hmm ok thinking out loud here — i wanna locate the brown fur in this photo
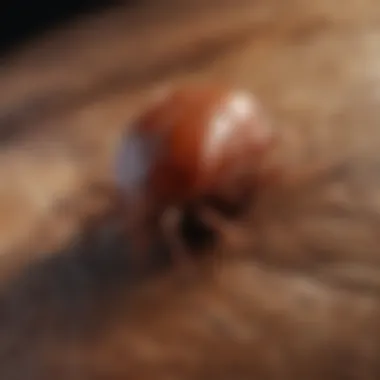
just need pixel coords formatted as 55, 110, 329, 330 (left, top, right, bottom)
1, 0, 380, 379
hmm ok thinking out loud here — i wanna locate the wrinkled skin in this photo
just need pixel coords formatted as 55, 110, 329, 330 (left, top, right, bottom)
1, 1, 380, 379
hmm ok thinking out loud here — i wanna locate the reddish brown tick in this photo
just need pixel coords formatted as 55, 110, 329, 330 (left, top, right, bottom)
114, 84, 275, 263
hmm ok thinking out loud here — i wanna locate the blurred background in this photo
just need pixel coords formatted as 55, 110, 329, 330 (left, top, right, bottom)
0, 1, 120, 54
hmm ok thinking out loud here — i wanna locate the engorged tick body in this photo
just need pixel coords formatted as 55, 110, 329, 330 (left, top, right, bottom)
115, 84, 275, 260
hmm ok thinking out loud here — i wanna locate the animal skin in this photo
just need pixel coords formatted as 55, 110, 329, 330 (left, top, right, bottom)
1, 1, 380, 379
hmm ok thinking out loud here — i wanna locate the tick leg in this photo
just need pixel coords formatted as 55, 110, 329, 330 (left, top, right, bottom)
123, 194, 158, 268
199, 207, 249, 252
160, 207, 198, 273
